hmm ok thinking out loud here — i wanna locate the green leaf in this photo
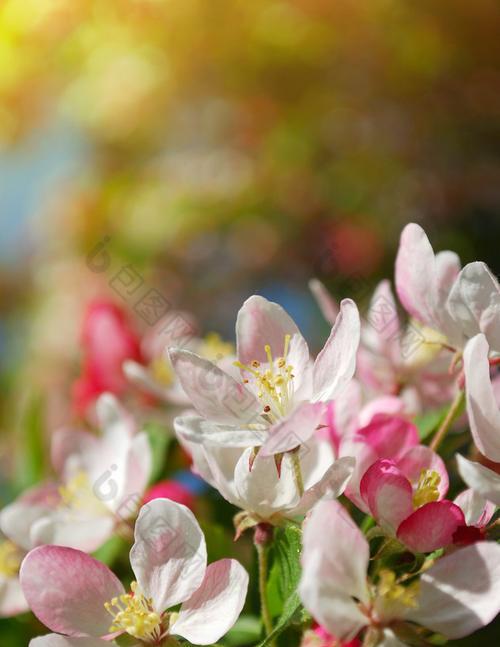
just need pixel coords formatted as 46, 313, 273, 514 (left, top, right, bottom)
144, 422, 171, 482
223, 615, 262, 646
257, 591, 302, 647
92, 534, 129, 566
415, 407, 446, 441
259, 524, 304, 646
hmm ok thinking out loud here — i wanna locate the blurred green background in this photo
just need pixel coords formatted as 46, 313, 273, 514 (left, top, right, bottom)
0, 1, 500, 644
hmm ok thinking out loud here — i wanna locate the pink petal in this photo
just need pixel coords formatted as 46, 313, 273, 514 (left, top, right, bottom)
51, 429, 99, 477
454, 489, 495, 528
300, 501, 369, 640
259, 402, 326, 456
360, 460, 414, 532
30, 637, 114, 647
463, 334, 500, 461
130, 499, 207, 612
20, 546, 124, 637
364, 279, 401, 348
235, 295, 301, 365
357, 414, 419, 463
30, 512, 115, 554
313, 299, 360, 402
397, 445, 449, 499
396, 501, 465, 553
409, 542, 500, 638
171, 559, 248, 645
169, 349, 261, 425
309, 279, 339, 325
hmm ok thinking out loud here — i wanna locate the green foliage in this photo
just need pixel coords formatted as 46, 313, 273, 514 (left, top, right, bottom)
15, 393, 46, 492
259, 524, 306, 647
223, 615, 262, 646
144, 422, 172, 483
415, 407, 447, 441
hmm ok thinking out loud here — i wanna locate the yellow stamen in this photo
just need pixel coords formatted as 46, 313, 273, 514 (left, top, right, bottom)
413, 469, 441, 509
377, 569, 419, 608
0, 540, 22, 578
104, 581, 162, 641
151, 357, 174, 386
58, 471, 108, 514
234, 335, 295, 420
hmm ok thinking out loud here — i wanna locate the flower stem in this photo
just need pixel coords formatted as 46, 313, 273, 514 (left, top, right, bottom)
291, 450, 304, 497
429, 389, 465, 452
255, 538, 275, 645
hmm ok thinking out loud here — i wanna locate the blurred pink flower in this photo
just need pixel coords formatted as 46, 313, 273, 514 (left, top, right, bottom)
72, 300, 142, 416
143, 479, 196, 512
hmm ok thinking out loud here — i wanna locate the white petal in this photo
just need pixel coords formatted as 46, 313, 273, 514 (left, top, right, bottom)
30, 512, 115, 553
0, 576, 28, 617
454, 489, 495, 527
447, 262, 500, 351
174, 414, 267, 448
288, 456, 355, 517
130, 499, 207, 612
0, 501, 54, 551
171, 559, 248, 645
456, 455, 500, 506
313, 299, 360, 402
259, 402, 326, 456
409, 542, 500, 638
235, 295, 301, 365
169, 349, 261, 425
463, 334, 500, 461
234, 448, 299, 518
300, 501, 369, 640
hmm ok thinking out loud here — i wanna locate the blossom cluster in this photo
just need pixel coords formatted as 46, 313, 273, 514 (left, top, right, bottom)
1, 222, 499, 647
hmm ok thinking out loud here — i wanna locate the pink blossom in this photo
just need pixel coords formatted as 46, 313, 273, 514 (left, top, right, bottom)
143, 479, 196, 512
21, 499, 248, 646
72, 300, 142, 416
300, 500, 500, 644
170, 294, 360, 455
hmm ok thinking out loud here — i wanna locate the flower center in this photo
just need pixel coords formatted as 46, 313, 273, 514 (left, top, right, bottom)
376, 569, 419, 609
234, 335, 295, 420
151, 357, 175, 386
412, 469, 441, 508
0, 540, 22, 578
104, 581, 163, 642
58, 471, 108, 514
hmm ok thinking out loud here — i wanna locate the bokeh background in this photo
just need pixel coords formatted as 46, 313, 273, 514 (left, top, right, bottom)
1, 1, 500, 644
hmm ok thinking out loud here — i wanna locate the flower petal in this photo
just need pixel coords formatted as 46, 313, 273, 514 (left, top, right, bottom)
130, 499, 207, 612
360, 460, 414, 533
30, 513, 115, 553
233, 448, 299, 518
454, 489, 495, 528
174, 414, 267, 448
259, 402, 326, 456
0, 577, 29, 617
396, 501, 465, 553
171, 559, 248, 645
312, 299, 360, 402
300, 500, 369, 640
235, 295, 301, 365
395, 223, 440, 329
463, 334, 500, 461
456, 455, 500, 506
409, 542, 500, 638
309, 279, 339, 326
397, 445, 449, 499
289, 456, 355, 517
0, 501, 54, 551
20, 545, 124, 637
357, 414, 419, 463
447, 262, 500, 352
30, 637, 114, 647
169, 349, 261, 425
